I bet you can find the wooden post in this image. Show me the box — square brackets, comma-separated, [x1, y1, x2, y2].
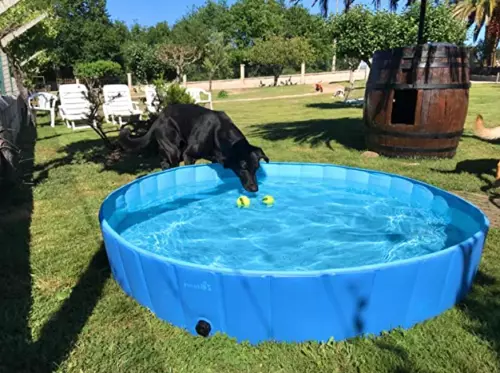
[182, 74, 187, 87]
[240, 64, 245, 82]
[127, 73, 132, 89]
[496, 72, 499, 83]
[75, 78, 80, 84]
[332, 40, 337, 72]
[301, 62, 306, 84]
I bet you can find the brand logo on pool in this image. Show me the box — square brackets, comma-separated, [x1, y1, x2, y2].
[184, 281, 212, 292]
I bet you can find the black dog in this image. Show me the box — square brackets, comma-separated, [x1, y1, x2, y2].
[119, 104, 269, 192]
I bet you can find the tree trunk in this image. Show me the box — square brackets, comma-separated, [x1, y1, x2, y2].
[485, 9, 500, 66]
[176, 65, 181, 82]
[4, 49, 28, 101]
[3, 47, 32, 127]
[209, 73, 213, 92]
[273, 66, 283, 87]
[344, 69, 355, 102]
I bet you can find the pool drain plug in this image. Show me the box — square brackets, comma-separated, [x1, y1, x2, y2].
[196, 320, 211, 337]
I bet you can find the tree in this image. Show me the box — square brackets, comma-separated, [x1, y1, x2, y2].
[296, 0, 394, 16]
[128, 21, 170, 45]
[331, 6, 399, 68]
[122, 42, 172, 83]
[51, 0, 126, 76]
[74, 60, 123, 88]
[453, 0, 500, 66]
[284, 5, 334, 71]
[248, 36, 313, 85]
[230, 0, 287, 48]
[157, 43, 201, 82]
[402, 2, 467, 45]
[0, 0, 53, 99]
[203, 32, 231, 91]
[331, 4, 467, 68]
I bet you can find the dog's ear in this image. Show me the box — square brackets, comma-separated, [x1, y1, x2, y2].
[252, 147, 269, 163]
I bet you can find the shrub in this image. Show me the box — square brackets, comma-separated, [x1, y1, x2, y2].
[150, 78, 195, 113]
[217, 90, 229, 99]
[74, 60, 122, 87]
[164, 84, 195, 105]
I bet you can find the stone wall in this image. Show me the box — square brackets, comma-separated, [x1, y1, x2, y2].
[183, 69, 369, 91]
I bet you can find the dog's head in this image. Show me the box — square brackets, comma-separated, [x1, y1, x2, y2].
[225, 142, 269, 193]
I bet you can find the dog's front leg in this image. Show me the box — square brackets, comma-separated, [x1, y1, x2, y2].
[183, 154, 196, 166]
[160, 159, 171, 169]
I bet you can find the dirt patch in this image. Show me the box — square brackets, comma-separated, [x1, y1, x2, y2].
[452, 191, 500, 228]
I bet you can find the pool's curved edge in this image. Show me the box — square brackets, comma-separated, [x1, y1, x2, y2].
[98, 162, 490, 277]
[101, 218, 488, 344]
[98, 162, 490, 344]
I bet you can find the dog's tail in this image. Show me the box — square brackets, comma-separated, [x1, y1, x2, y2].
[119, 119, 159, 151]
[474, 114, 500, 140]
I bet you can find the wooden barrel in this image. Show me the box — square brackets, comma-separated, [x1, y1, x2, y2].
[363, 43, 470, 158]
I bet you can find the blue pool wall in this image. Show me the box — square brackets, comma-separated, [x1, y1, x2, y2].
[99, 162, 490, 344]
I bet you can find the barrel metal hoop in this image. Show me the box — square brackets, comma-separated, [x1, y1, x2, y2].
[401, 50, 468, 59]
[371, 144, 457, 154]
[367, 83, 471, 90]
[365, 126, 464, 139]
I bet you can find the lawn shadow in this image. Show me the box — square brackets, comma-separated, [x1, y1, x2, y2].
[458, 270, 500, 363]
[30, 244, 110, 372]
[0, 124, 36, 372]
[1, 125, 112, 372]
[250, 118, 366, 151]
[306, 102, 364, 110]
[431, 158, 499, 192]
[461, 133, 500, 146]
[33, 137, 162, 186]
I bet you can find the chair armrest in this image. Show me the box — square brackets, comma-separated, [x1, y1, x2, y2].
[131, 101, 141, 111]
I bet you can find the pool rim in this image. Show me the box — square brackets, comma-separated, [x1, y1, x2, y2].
[99, 162, 490, 277]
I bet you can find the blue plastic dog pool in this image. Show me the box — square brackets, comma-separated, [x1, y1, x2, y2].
[99, 163, 489, 344]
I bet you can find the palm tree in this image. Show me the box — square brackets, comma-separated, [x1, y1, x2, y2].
[453, 0, 500, 65]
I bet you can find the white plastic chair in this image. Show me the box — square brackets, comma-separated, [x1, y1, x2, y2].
[28, 92, 57, 127]
[58, 84, 95, 130]
[145, 85, 160, 113]
[186, 87, 213, 110]
[103, 84, 142, 126]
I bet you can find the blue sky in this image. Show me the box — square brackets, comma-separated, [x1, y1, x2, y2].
[106, 0, 236, 27]
[106, 0, 481, 45]
[106, 0, 327, 27]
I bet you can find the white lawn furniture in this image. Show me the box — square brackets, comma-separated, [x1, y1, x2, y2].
[186, 87, 213, 110]
[28, 92, 57, 127]
[145, 85, 160, 114]
[103, 84, 142, 126]
[58, 84, 95, 130]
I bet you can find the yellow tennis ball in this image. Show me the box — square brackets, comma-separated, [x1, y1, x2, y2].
[262, 195, 275, 206]
[236, 195, 251, 208]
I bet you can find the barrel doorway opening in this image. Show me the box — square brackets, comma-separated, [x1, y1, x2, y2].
[391, 89, 417, 125]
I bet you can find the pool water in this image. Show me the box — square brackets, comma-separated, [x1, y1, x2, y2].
[118, 178, 468, 271]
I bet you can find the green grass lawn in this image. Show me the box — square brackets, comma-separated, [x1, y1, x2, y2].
[1, 84, 500, 372]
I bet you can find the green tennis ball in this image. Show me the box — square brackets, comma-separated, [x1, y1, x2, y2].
[262, 195, 275, 206]
[236, 196, 251, 208]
